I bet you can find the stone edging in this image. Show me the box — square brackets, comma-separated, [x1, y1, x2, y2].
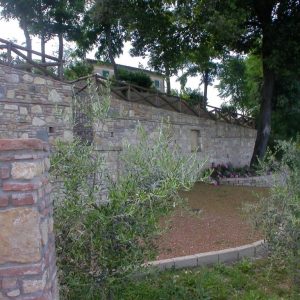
[219, 175, 273, 187]
[147, 240, 266, 271]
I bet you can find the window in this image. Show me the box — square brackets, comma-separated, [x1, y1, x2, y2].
[154, 80, 160, 89]
[191, 129, 202, 152]
[102, 70, 110, 78]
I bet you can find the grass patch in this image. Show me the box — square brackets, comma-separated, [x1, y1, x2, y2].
[113, 259, 298, 300]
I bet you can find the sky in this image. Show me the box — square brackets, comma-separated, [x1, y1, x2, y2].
[0, 18, 223, 107]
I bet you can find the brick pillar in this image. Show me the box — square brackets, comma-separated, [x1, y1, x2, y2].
[0, 139, 58, 300]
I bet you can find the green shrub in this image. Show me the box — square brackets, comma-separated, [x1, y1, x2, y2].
[51, 82, 205, 299]
[248, 139, 300, 286]
[171, 88, 205, 106]
[220, 103, 238, 117]
[116, 68, 153, 89]
[64, 60, 94, 80]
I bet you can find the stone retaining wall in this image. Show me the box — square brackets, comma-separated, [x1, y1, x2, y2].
[0, 139, 57, 300]
[0, 64, 257, 177]
[93, 96, 257, 179]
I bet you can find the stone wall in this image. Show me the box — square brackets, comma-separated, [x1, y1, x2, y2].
[0, 139, 57, 300]
[93, 97, 257, 179]
[0, 65, 72, 144]
[0, 63, 256, 178]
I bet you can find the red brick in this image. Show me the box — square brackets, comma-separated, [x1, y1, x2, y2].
[0, 195, 9, 207]
[11, 193, 36, 206]
[0, 139, 44, 152]
[3, 181, 41, 192]
[0, 166, 10, 179]
[0, 263, 44, 277]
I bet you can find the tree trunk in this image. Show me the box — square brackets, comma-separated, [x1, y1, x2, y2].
[58, 32, 64, 79]
[105, 26, 118, 80]
[251, 1, 276, 166]
[165, 66, 171, 95]
[41, 33, 46, 63]
[20, 19, 32, 61]
[203, 69, 209, 107]
[250, 61, 274, 166]
[41, 32, 46, 63]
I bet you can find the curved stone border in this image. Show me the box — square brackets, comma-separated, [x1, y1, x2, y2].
[147, 240, 267, 271]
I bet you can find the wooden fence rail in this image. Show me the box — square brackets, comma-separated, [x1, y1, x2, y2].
[72, 74, 256, 129]
[0, 37, 64, 80]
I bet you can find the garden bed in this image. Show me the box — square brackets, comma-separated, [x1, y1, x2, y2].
[157, 182, 269, 260]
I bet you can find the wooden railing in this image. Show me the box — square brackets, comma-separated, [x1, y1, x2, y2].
[72, 74, 256, 128]
[0, 38, 63, 80]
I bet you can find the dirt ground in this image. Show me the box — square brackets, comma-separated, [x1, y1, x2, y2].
[157, 182, 269, 260]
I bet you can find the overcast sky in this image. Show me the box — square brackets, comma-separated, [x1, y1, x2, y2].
[0, 17, 223, 107]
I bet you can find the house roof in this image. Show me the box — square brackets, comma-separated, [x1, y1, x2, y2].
[87, 59, 165, 78]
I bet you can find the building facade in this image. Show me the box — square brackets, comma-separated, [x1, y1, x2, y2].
[90, 60, 166, 93]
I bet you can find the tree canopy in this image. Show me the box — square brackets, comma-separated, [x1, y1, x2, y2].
[1, 0, 300, 161]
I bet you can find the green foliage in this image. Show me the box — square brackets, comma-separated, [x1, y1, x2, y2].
[52, 92, 205, 299]
[74, 0, 130, 77]
[271, 76, 300, 141]
[217, 54, 262, 117]
[116, 68, 153, 89]
[130, 1, 184, 92]
[248, 139, 300, 284]
[69, 259, 298, 299]
[220, 103, 238, 117]
[171, 88, 205, 106]
[64, 60, 94, 80]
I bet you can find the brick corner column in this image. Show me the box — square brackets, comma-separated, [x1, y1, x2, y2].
[0, 139, 58, 300]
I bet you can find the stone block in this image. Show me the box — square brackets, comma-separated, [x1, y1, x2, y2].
[5, 74, 19, 83]
[0, 263, 44, 277]
[0, 139, 43, 152]
[32, 117, 46, 126]
[34, 77, 46, 85]
[173, 255, 198, 269]
[151, 258, 175, 271]
[4, 104, 18, 111]
[196, 251, 219, 267]
[63, 130, 73, 142]
[237, 244, 255, 260]
[23, 74, 33, 83]
[0, 207, 41, 264]
[218, 248, 239, 264]
[11, 193, 37, 206]
[6, 90, 15, 99]
[0, 195, 9, 207]
[1, 278, 17, 289]
[6, 289, 20, 297]
[3, 182, 41, 192]
[20, 107, 28, 115]
[11, 161, 44, 179]
[48, 90, 62, 103]
[31, 105, 43, 114]
[0, 166, 10, 179]
[22, 271, 47, 294]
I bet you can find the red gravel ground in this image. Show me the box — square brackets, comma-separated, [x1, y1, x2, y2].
[157, 182, 269, 260]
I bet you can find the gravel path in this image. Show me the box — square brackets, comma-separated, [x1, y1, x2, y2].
[157, 183, 268, 260]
